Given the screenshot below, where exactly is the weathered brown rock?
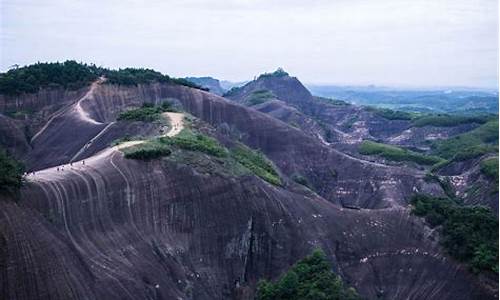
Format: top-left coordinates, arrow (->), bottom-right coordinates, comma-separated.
0,80 -> 496,300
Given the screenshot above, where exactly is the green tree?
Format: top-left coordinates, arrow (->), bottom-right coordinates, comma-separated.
411,194 -> 498,273
0,148 -> 24,195
255,249 -> 360,300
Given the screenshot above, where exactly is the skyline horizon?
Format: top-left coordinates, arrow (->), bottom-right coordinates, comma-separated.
1,59 -> 498,91
1,0 -> 498,89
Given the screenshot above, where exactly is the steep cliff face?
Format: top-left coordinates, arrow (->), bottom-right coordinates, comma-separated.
0,86 -> 89,137
0,114 -> 31,158
1,148 -> 492,300
0,80 -> 496,300
222,74 -> 498,211
28,82 -> 443,209
437,155 -> 499,213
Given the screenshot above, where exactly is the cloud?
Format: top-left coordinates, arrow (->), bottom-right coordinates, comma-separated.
0,0 -> 497,87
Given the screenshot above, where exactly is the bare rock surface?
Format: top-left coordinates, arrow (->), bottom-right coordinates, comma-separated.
0,79 -> 496,300
2,152 -> 491,299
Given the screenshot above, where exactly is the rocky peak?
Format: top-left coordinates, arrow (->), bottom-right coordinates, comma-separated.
225,68 -> 313,107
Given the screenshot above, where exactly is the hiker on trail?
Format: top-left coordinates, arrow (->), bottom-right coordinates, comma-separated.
57,167 -> 59,171
82,160 -> 85,165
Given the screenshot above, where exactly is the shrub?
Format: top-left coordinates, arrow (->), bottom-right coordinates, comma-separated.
411,194 -> 498,273
170,78 -> 208,91
365,106 -> 414,120
231,144 -> 281,186
481,157 -> 499,181
0,148 -> 25,194
429,159 -> 451,172
412,114 -> 491,127
159,131 -> 281,185
111,135 -> 134,146
117,102 -> 176,122
256,249 -> 361,300
161,130 -> 228,157
246,89 -> 275,106
481,157 -> 499,192
315,96 -> 350,106
258,67 -> 289,79
223,86 -> 243,97
431,119 -> 499,160
123,140 -> 171,160
118,104 -> 162,122
359,140 -> 444,165
291,174 -> 310,187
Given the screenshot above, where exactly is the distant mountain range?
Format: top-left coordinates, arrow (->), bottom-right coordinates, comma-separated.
184,77 -> 499,115
184,77 -> 247,96
306,84 -> 499,114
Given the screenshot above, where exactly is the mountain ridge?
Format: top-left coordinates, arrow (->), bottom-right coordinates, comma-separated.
0,62 -> 497,300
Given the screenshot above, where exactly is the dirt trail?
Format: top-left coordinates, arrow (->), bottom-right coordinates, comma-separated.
74,78 -> 104,124
31,79 -> 104,143
115,112 -> 184,149
27,112 -> 184,182
164,112 -> 184,137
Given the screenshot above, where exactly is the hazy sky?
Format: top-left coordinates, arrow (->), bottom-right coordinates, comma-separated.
1,0 -> 498,88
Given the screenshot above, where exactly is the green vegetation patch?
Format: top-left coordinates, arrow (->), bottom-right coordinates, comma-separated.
291,173 -> 310,188
0,61 -> 208,96
231,144 -> 281,186
258,67 -> 289,79
481,157 -> 499,192
103,68 -> 207,90
423,173 -> 458,200
431,119 -> 499,160
111,135 -> 133,146
0,148 -> 25,195
246,89 -> 276,106
223,86 -> 243,97
481,157 -> 499,181
104,68 -> 168,85
123,140 -> 171,160
359,140 -> 444,166
0,61 -> 100,95
170,77 -> 209,90
167,149 -> 249,178
117,102 -> 175,122
412,114 -> 491,127
411,194 -> 498,273
256,249 -> 360,300
161,129 -> 228,157
125,128 -> 281,185
365,106 -> 415,120
315,96 -> 350,106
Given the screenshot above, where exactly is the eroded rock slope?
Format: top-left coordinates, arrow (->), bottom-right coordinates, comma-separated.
0,79 -> 496,300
